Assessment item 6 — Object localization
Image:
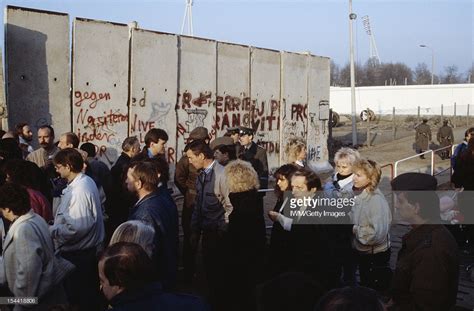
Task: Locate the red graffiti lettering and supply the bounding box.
[291,104,308,122]
[77,127,115,143]
[74,91,111,109]
[167,147,175,164]
[177,123,186,138]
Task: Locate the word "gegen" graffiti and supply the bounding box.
[74,91,111,109]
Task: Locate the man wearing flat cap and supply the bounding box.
[238,126,269,191]
[174,126,210,282]
[388,172,459,311]
[415,118,432,159]
[210,136,236,166]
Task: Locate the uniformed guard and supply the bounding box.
[415,118,432,159]
[237,126,269,190]
[437,119,454,160]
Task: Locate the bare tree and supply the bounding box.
[467,63,474,83]
[441,65,461,84]
[330,60,341,86]
[414,63,432,85]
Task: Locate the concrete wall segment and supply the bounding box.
[72,18,129,166]
[176,36,217,158]
[129,28,178,167]
[250,47,281,172]
[5,6,70,141]
[216,42,250,137]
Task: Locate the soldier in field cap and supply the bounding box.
[415,118,431,159]
[237,126,268,191]
[436,119,454,160]
[388,172,459,311]
[225,127,240,144]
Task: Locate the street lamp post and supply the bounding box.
[349,0,357,146]
[419,44,434,85]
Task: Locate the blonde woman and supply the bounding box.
[285,137,307,167]
[109,220,155,258]
[324,147,361,198]
[225,160,265,310]
[351,159,392,291]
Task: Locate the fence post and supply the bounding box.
[392,107,396,141]
[453,102,456,128]
[441,104,444,122]
[417,106,420,123]
[329,109,333,141]
[468,104,470,128]
[367,117,371,147]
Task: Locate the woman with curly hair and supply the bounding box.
[351,159,392,291]
[285,137,307,167]
[225,160,266,311]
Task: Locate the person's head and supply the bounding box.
[144,129,168,156]
[122,136,141,157]
[274,164,299,196]
[15,123,33,142]
[315,286,384,311]
[334,147,361,176]
[285,138,307,164]
[422,118,428,123]
[443,119,449,126]
[3,159,35,188]
[210,136,236,166]
[98,242,156,301]
[188,127,209,144]
[391,172,440,223]
[238,127,254,147]
[0,183,31,221]
[80,142,97,158]
[226,127,240,144]
[2,130,18,141]
[58,132,80,150]
[464,127,474,141]
[0,138,23,161]
[185,139,214,170]
[225,160,259,193]
[291,169,321,197]
[352,159,381,192]
[38,125,55,149]
[126,161,159,195]
[143,157,170,185]
[53,148,84,181]
[109,221,155,258]
[214,144,237,166]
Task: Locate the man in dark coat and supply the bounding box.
[108,136,141,239]
[415,118,431,159]
[436,119,454,159]
[186,140,233,311]
[174,127,210,282]
[237,126,269,190]
[127,161,179,291]
[389,173,459,311]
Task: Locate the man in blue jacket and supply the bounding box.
[126,161,178,291]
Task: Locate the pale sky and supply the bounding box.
[1,0,473,76]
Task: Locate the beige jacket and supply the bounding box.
[350,188,392,253]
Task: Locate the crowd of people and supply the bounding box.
[0,122,470,311]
